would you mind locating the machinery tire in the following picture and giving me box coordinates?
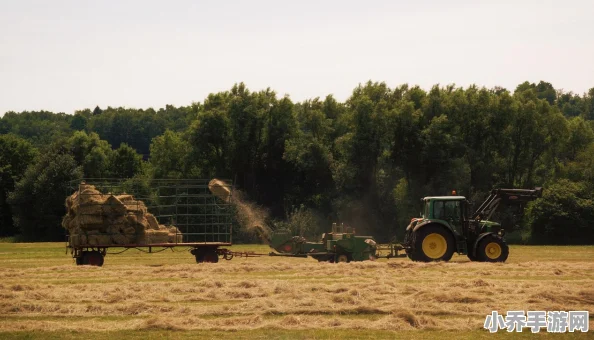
[411,225,455,262]
[406,248,418,261]
[82,251,104,267]
[194,248,205,263]
[467,241,478,261]
[404,230,419,261]
[75,256,84,266]
[202,249,219,263]
[336,254,351,263]
[476,235,509,262]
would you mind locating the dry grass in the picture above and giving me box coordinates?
[0,243,593,336]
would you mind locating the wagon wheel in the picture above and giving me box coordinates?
[202,250,219,263]
[75,256,84,266]
[82,251,104,267]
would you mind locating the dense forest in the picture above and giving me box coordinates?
[1,81,593,244]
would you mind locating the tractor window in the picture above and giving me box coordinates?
[433,201,445,219]
[444,201,461,220]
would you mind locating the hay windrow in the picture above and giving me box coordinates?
[1,244,593,333]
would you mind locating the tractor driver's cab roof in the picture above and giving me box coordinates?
[422,196,467,201]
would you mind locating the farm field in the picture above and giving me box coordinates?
[0,243,592,339]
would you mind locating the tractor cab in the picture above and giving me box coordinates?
[421,196,469,233]
[420,196,502,238]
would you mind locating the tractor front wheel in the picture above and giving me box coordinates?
[411,225,455,262]
[476,235,509,262]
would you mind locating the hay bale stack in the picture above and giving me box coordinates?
[64,183,183,246]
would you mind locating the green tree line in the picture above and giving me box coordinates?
[1,81,593,243]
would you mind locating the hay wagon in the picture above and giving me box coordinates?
[65,179,238,266]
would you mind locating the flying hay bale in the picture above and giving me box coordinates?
[209,179,231,203]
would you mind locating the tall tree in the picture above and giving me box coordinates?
[8,146,82,241]
[0,135,38,236]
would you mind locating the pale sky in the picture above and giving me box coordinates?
[1,0,593,115]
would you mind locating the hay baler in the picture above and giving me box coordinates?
[270,223,377,262]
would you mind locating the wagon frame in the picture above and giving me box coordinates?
[65,178,239,266]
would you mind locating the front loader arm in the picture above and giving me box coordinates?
[471,188,543,221]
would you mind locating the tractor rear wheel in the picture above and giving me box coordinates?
[476,235,509,262]
[411,225,455,262]
[336,254,350,263]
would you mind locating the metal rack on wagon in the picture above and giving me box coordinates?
[65,178,238,266]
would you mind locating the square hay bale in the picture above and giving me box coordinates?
[123,200,148,214]
[146,214,160,230]
[166,226,183,243]
[122,225,136,235]
[111,233,130,245]
[145,229,170,244]
[102,195,127,216]
[87,235,111,245]
[76,204,104,217]
[70,234,87,246]
[125,214,139,225]
[134,216,150,231]
[69,234,84,247]
[74,187,106,208]
[62,215,73,229]
[167,226,180,234]
[167,232,183,243]
[68,215,106,231]
[208,179,231,202]
[106,225,121,234]
[116,194,134,202]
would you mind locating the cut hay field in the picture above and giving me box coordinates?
[0,243,592,339]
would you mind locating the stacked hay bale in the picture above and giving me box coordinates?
[63,183,183,246]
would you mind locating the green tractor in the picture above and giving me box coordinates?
[270,223,377,262]
[402,188,542,262]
